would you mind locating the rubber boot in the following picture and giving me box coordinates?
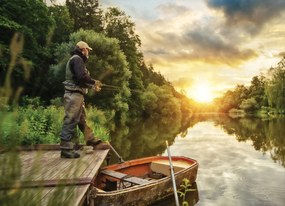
[61,149,80,158]
[60,140,80,158]
[86,139,110,150]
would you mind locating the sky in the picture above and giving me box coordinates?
[53,0,285,102]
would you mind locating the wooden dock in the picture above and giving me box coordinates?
[0,145,109,206]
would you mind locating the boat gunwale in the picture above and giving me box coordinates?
[95,155,198,196]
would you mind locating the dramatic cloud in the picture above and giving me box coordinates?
[143,22,257,66]
[206,0,285,34]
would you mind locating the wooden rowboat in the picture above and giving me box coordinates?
[93,156,199,206]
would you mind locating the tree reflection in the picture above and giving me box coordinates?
[109,116,190,162]
[214,115,285,167]
[109,114,285,167]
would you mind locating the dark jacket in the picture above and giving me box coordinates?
[63,46,95,94]
[69,47,95,88]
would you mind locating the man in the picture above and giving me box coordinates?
[60,41,109,158]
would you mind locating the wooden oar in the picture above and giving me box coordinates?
[166,141,180,206]
[107,141,124,163]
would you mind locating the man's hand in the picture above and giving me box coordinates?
[93,80,102,92]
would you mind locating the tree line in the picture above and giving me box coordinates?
[0,0,193,124]
[215,56,285,116]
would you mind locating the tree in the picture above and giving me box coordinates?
[140,83,181,121]
[265,56,285,111]
[104,7,145,114]
[66,0,103,32]
[48,5,74,44]
[0,0,54,46]
[240,97,258,112]
[0,0,54,99]
[248,75,268,109]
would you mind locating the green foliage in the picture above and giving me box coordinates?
[248,75,268,109]
[0,0,54,46]
[103,7,146,116]
[17,105,63,145]
[141,83,182,121]
[217,55,284,115]
[104,7,142,56]
[265,57,285,112]
[0,0,55,101]
[215,85,248,113]
[85,106,109,141]
[239,97,258,112]
[48,5,74,44]
[0,33,32,106]
[66,0,103,32]
[178,178,196,206]
[0,102,110,146]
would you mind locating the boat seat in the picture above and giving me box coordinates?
[101,169,150,185]
[151,160,187,176]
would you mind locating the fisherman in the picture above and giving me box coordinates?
[60,41,110,159]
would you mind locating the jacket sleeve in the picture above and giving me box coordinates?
[70,56,95,88]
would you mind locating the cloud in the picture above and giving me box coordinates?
[144,24,257,66]
[205,0,285,34]
[177,25,258,65]
[157,3,189,17]
[172,77,194,88]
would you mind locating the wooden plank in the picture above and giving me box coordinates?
[0,147,110,206]
[20,151,61,179]
[0,178,92,189]
[101,170,151,185]
[81,150,109,178]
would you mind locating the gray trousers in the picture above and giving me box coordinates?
[60,92,94,149]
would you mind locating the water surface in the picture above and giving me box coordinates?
[110,115,285,206]
[165,121,285,206]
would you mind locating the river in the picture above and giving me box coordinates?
[110,114,285,206]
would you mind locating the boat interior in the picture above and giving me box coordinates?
[95,159,192,191]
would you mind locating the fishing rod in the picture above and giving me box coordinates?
[102,84,121,89]
[101,83,143,93]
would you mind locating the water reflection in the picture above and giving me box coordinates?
[110,114,285,168]
[150,182,199,206]
[213,115,285,167]
[109,117,184,162]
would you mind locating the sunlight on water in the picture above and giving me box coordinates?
[163,121,285,206]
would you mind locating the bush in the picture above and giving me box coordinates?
[0,104,111,146]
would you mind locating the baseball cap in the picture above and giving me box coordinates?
[76,41,92,50]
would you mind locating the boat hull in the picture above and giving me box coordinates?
[93,156,198,206]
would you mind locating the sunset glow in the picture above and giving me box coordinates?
[188,83,215,103]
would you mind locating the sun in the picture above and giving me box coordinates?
[188,83,215,103]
